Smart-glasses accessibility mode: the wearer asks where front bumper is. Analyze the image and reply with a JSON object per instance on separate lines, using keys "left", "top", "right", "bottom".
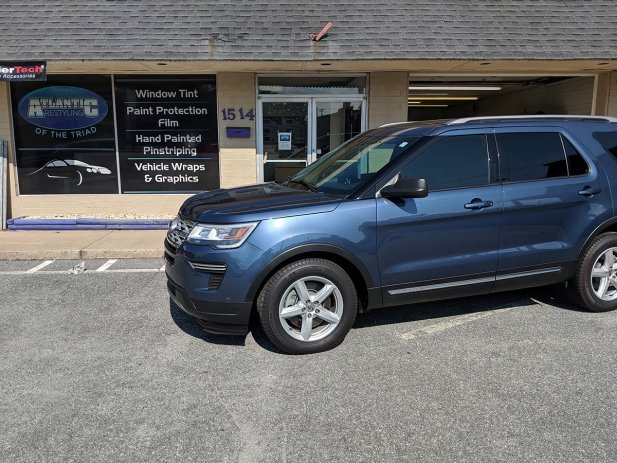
{"left": 167, "top": 272, "right": 252, "bottom": 336}
{"left": 164, "top": 233, "right": 267, "bottom": 336}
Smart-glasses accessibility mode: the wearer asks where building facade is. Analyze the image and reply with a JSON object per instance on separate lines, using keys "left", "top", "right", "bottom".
{"left": 1, "top": 1, "right": 617, "bottom": 221}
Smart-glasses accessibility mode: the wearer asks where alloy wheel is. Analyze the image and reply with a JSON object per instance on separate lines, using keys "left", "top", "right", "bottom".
{"left": 590, "top": 247, "right": 617, "bottom": 301}
{"left": 278, "top": 276, "right": 344, "bottom": 342}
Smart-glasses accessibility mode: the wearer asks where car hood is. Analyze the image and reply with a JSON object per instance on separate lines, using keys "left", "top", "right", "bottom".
{"left": 179, "top": 183, "right": 342, "bottom": 222}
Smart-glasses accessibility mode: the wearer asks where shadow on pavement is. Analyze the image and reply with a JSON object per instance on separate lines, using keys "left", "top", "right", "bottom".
{"left": 170, "top": 285, "right": 587, "bottom": 353}
{"left": 526, "top": 284, "right": 588, "bottom": 312}
{"left": 354, "top": 285, "right": 585, "bottom": 329}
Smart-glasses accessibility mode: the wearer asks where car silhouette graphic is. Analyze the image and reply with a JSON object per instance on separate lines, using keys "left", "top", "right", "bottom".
{"left": 28, "top": 159, "right": 112, "bottom": 186}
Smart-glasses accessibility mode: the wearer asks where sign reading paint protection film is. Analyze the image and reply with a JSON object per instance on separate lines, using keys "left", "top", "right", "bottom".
{"left": 114, "top": 76, "right": 220, "bottom": 193}
{"left": 10, "top": 74, "right": 219, "bottom": 195}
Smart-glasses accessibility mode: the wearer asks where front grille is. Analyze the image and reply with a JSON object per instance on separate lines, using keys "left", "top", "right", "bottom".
{"left": 188, "top": 262, "right": 227, "bottom": 272}
{"left": 209, "top": 273, "right": 225, "bottom": 289}
{"left": 166, "top": 216, "right": 195, "bottom": 248}
{"left": 188, "top": 261, "right": 227, "bottom": 289}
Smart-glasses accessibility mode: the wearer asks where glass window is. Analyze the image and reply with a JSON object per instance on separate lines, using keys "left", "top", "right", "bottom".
{"left": 399, "top": 134, "right": 489, "bottom": 190}
{"left": 562, "top": 136, "right": 589, "bottom": 176}
{"left": 290, "top": 126, "right": 429, "bottom": 195}
{"left": 594, "top": 131, "right": 617, "bottom": 158}
{"left": 11, "top": 75, "right": 119, "bottom": 195}
{"left": 497, "top": 132, "right": 567, "bottom": 182}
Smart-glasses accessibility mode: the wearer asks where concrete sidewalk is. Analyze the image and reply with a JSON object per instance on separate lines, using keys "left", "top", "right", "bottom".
{"left": 0, "top": 230, "right": 167, "bottom": 260}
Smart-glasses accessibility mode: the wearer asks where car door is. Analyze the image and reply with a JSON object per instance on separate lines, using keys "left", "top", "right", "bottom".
{"left": 493, "top": 127, "right": 612, "bottom": 291}
{"left": 376, "top": 129, "right": 503, "bottom": 307}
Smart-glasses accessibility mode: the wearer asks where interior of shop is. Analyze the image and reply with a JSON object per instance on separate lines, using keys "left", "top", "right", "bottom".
{"left": 407, "top": 75, "right": 595, "bottom": 121}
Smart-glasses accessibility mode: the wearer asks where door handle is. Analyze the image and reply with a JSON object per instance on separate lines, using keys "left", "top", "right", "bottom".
{"left": 578, "top": 186, "right": 601, "bottom": 197}
{"left": 464, "top": 198, "right": 494, "bottom": 210}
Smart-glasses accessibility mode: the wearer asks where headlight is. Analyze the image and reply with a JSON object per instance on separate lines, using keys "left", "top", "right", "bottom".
{"left": 169, "top": 216, "right": 179, "bottom": 231}
{"left": 187, "top": 222, "right": 258, "bottom": 249}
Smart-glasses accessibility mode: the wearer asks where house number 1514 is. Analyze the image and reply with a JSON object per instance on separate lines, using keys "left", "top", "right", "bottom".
{"left": 221, "top": 108, "right": 255, "bottom": 121}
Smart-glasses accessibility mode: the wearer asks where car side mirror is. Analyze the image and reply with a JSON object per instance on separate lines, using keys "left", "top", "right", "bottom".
{"left": 380, "top": 177, "right": 428, "bottom": 199}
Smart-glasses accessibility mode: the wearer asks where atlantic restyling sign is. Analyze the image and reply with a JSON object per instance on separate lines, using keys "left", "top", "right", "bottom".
{"left": 18, "top": 86, "right": 108, "bottom": 130}
{"left": 0, "top": 61, "right": 46, "bottom": 81}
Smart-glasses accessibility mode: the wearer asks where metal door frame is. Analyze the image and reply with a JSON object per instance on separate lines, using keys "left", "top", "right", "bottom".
{"left": 257, "top": 95, "right": 367, "bottom": 182}
{"left": 311, "top": 97, "right": 367, "bottom": 163}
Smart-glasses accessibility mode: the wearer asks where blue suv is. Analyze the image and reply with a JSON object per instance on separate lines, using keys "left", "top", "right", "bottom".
{"left": 166, "top": 115, "right": 617, "bottom": 354}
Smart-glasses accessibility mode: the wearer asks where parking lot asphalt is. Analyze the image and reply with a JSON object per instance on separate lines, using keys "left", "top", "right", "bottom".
{"left": 1, "top": 259, "right": 617, "bottom": 462}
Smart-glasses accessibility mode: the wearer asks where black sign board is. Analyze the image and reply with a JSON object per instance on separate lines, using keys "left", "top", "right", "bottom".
{"left": 11, "top": 75, "right": 118, "bottom": 194}
{"left": 114, "top": 76, "right": 219, "bottom": 193}
{"left": 0, "top": 61, "right": 46, "bottom": 81}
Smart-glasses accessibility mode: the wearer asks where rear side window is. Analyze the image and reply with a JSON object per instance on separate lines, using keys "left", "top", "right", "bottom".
{"left": 562, "top": 136, "right": 589, "bottom": 176}
{"left": 400, "top": 134, "right": 489, "bottom": 190}
{"left": 594, "top": 131, "right": 617, "bottom": 158}
{"left": 496, "top": 132, "right": 567, "bottom": 182}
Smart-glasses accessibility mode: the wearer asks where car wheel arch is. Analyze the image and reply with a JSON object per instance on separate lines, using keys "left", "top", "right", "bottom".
{"left": 247, "top": 244, "right": 377, "bottom": 313}
{"left": 578, "top": 216, "right": 617, "bottom": 259}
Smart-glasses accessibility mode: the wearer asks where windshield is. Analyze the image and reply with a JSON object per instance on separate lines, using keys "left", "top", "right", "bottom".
{"left": 288, "top": 127, "right": 427, "bottom": 195}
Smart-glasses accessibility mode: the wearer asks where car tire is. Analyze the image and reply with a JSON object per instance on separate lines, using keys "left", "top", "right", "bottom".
{"left": 257, "top": 258, "right": 358, "bottom": 354}
{"left": 568, "top": 232, "right": 617, "bottom": 312}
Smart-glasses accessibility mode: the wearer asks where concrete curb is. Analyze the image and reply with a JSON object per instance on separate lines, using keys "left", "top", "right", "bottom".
{"left": 0, "top": 249, "right": 164, "bottom": 260}
{"left": 0, "top": 229, "right": 167, "bottom": 261}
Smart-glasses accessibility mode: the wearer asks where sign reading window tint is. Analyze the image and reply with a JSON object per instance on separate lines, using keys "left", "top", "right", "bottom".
{"left": 401, "top": 134, "right": 489, "bottom": 190}
{"left": 11, "top": 75, "right": 118, "bottom": 194}
{"left": 114, "top": 76, "right": 219, "bottom": 193}
{"left": 496, "top": 132, "right": 567, "bottom": 182}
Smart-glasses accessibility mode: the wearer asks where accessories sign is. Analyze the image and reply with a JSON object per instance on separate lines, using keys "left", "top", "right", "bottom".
{"left": 0, "top": 61, "right": 46, "bottom": 81}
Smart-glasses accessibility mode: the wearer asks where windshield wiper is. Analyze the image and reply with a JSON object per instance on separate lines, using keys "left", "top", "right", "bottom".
{"left": 287, "top": 179, "right": 318, "bottom": 192}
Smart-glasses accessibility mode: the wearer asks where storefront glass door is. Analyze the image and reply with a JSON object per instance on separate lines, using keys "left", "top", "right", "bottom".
{"left": 261, "top": 100, "right": 310, "bottom": 183}
{"left": 259, "top": 97, "right": 365, "bottom": 182}
{"left": 314, "top": 100, "right": 363, "bottom": 160}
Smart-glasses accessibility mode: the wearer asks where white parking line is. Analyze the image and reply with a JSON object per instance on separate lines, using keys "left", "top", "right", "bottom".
{"left": 104, "top": 268, "right": 164, "bottom": 273}
{"left": 399, "top": 305, "right": 524, "bottom": 340}
{"left": 96, "top": 259, "right": 118, "bottom": 272}
{"left": 26, "top": 260, "right": 55, "bottom": 273}
{"left": 0, "top": 268, "right": 165, "bottom": 276}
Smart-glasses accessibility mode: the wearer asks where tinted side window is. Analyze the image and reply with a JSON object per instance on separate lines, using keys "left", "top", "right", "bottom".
{"left": 497, "top": 132, "right": 567, "bottom": 181}
{"left": 594, "top": 131, "right": 617, "bottom": 158}
{"left": 561, "top": 136, "right": 589, "bottom": 176}
{"left": 400, "top": 134, "right": 489, "bottom": 190}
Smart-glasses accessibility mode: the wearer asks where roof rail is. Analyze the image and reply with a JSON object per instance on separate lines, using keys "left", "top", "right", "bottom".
{"left": 379, "top": 121, "right": 409, "bottom": 127}
{"left": 448, "top": 115, "right": 617, "bottom": 125}
{"left": 379, "top": 119, "right": 454, "bottom": 128}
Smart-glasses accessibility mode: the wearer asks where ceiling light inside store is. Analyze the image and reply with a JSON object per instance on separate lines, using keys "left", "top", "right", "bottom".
{"left": 409, "top": 86, "right": 501, "bottom": 91}
{"left": 408, "top": 104, "right": 449, "bottom": 108}
{"left": 408, "top": 96, "right": 478, "bottom": 101}
{"left": 408, "top": 101, "right": 421, "bottom": 104}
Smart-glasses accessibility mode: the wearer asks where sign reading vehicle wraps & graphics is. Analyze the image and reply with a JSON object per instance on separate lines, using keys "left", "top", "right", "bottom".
{"left": 114, "top": 76, "right": 219, "bottom": 193}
